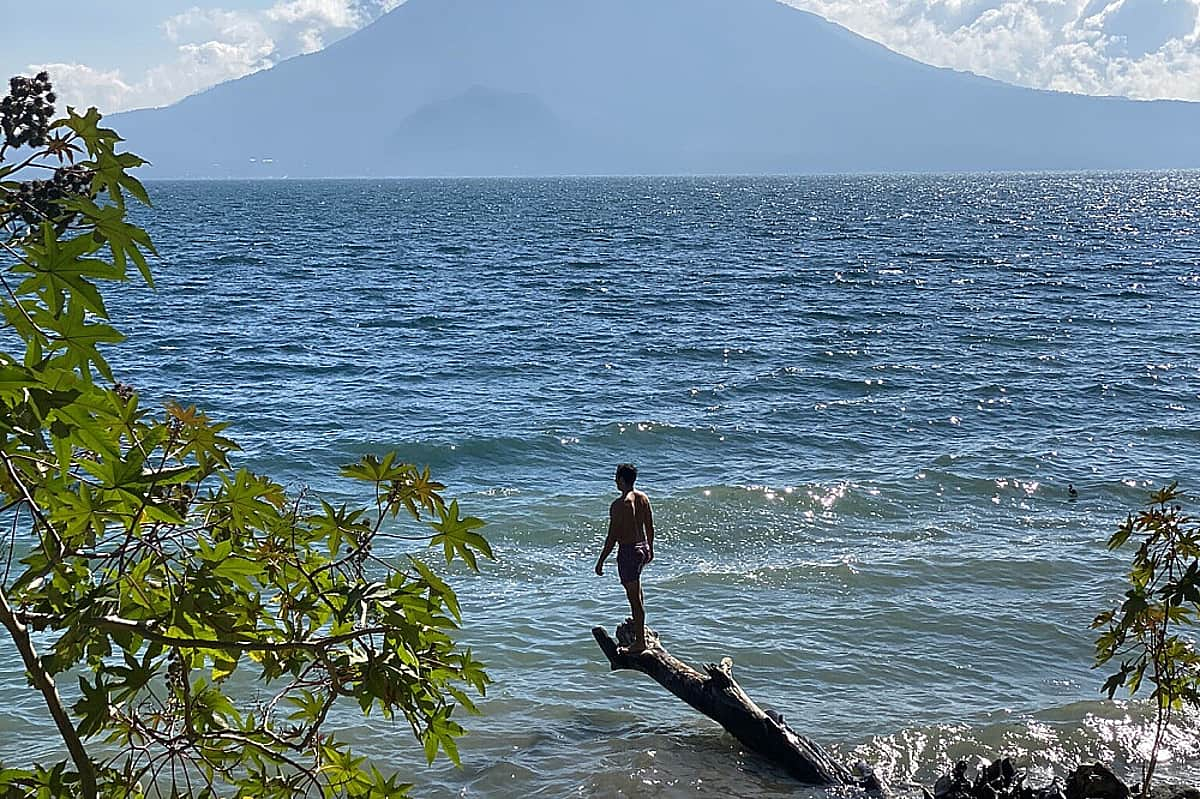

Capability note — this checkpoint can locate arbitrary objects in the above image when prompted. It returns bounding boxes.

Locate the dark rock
[981,757,1019,789]
[853,760,887,795]
[934,760,978,799]
[1037,783,1069,799]
[1066,763,1131,799]
[926,758,1185,799]
[930,757,1069,799]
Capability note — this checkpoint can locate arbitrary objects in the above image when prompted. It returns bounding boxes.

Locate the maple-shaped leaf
[39,299,124,382]
[62,197,156,286]
[14,223,119,317]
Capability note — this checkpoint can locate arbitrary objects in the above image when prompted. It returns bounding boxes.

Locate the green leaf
[73,675,111,738]
[39,299,124,382]
[62,197,157,286]
[0,364,40,401]
[211,653,239,682]
[212,556,261,591]
[409,555,461,621]
[14,224,115,317]
[1108,516,1134,551]
[429,500,490,571]
[421,730,440,764]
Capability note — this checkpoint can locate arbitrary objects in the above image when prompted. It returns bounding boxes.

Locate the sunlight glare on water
[3,173,1198,796]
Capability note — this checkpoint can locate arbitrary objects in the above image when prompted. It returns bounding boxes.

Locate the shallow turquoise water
[3,173,1200,796]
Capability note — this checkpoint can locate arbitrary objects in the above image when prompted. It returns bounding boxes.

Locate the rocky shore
[930,758,1198,799]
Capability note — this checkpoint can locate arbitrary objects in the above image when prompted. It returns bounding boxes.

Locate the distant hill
[113,0,1200,177]
[388,86,576,175]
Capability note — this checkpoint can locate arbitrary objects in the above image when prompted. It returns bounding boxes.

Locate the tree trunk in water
[591,621,884,792]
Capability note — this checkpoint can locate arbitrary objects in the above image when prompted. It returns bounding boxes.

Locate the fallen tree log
[591,620,884,791]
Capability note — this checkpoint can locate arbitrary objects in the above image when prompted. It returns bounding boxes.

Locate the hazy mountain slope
[385,86,579,175]
[114,0,1200,177]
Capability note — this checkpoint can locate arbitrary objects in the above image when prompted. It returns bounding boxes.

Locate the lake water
[2,173,1199,797]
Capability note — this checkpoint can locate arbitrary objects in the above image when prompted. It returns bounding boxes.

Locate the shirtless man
[594,463,655,652]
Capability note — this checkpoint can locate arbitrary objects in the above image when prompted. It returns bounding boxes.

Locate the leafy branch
[0,72,493,799]
[1094,482,1200,797]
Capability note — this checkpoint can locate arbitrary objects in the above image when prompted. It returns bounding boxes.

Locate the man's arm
[641,493,655,562]
[595,503,617,576]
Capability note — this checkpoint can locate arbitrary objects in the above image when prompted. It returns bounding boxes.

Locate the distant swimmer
[1068,483,1079,501]
[594,463,655,653]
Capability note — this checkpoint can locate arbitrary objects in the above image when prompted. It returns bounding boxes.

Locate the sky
[1,0,1198,113]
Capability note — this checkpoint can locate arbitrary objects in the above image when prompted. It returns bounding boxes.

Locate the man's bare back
[609,489,652,546]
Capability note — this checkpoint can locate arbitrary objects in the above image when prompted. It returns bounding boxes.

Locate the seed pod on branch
[1,71,56,149]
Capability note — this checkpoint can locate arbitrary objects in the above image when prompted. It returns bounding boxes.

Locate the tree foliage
[1093,483,1200,797]
[0,73,492,798]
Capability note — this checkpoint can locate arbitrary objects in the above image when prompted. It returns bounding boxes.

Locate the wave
[843,701,1200,791]
[356,314,448,330]
[1138,424,1200,443]
[211,253,264,266]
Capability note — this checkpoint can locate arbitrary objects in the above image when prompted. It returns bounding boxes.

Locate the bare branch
[93,613,393,653]
[0,589,98,798]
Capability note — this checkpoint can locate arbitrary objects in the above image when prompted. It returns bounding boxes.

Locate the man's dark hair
[616,463,638,485]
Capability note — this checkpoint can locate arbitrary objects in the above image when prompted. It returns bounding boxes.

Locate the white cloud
[265,0,365,28]
[781,0,1200,100]
[32,63,138,115]
[31,0,406,113]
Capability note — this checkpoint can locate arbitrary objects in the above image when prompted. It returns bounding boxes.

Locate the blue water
[4,173,1200,796]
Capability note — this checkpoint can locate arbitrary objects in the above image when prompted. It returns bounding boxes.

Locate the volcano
[114,0,1200,177]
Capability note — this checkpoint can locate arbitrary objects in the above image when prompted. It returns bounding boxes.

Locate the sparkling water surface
[3,173,1200,796]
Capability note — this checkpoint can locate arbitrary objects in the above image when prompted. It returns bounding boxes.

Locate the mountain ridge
[113,0,1200,177]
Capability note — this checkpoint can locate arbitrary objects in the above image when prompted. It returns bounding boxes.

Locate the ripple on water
[4,174,1193,795]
